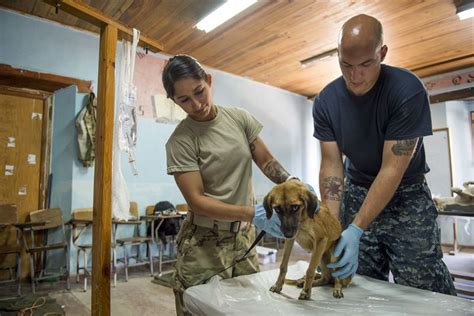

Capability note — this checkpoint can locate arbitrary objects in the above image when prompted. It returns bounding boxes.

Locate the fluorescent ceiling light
[196,0,257,33]
[456,0,474,20]
[300,48,338,68]
[457,7,474,20]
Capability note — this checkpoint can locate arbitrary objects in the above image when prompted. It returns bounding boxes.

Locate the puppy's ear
[305,190,320,218]
[263,192,273,219]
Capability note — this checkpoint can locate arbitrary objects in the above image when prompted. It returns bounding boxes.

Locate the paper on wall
[152,94,187,124]
[7,137,15,147]
[27,154,36,165]
[5,165,14,176]
[18,186,27,195]
[31,112,43,120]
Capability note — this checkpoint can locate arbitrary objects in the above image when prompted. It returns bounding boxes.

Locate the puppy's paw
[295,277,305,288]
[298,289,311,300]
[333,288,344,299]
[269,283,283,293]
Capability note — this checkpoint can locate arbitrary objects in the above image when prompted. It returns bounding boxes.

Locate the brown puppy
[263,181,351,300]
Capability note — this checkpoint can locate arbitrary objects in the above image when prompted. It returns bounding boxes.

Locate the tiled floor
[0,243,472,315]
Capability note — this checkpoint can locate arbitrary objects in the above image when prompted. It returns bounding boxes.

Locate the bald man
[313,14,456,295]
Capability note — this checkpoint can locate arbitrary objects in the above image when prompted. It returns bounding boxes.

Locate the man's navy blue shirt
[313,64,432,184]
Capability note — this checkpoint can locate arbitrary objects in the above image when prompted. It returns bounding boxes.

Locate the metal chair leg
[149,242,154,275]
[66,247,70,290]
[84,251,88,292]
[124,246,129,282]
[29,254,35,294]
[159,241,163,276]
[16,252,21,296]
[76,249,81,283]
[169,236,175,258]
[113,248,117,287]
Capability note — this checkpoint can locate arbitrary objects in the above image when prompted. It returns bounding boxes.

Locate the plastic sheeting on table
[183,261,473,315]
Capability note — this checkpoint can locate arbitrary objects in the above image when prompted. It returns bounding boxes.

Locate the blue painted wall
[50,85,77,214]
[0,10,99,84]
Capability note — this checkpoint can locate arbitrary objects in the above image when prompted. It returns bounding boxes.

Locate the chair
[116,202,154,281]
[19,208,70,293]
[0,204,21,295]
[175,204,189,213]
[147,203,185,275]
[70,207,118,291]
[70,208,93,291]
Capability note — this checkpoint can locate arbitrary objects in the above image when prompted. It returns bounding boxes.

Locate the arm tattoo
[262,159,290,184]
[322,176,343,201]
[391,138,417,156]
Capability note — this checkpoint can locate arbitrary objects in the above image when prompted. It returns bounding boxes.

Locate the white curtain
[112,29,140,220]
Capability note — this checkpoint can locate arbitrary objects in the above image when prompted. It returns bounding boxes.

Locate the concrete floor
[0,243,472,315]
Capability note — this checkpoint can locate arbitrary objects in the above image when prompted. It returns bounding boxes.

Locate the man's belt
[187,212,241,233]
[349,174,426,190]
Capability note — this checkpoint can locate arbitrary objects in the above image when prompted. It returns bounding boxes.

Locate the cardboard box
[256,246,277,264]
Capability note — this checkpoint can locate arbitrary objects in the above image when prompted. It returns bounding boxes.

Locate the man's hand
[252,204,284,238]
[327,224,364,278]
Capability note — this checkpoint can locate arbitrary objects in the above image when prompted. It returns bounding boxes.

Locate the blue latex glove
[252,204,284,238]
[327,223,364,279]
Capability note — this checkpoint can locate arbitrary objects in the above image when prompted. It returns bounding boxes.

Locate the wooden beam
[43,0,164,53]
[38,1,163,314]
[0,85,52,100]
[412,54,474,79]
[429,87,474,104]
[0,64,92,93]
[91,24,117,316]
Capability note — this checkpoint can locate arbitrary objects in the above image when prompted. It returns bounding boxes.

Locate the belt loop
[231,221,241,233]
[187,211,193,222]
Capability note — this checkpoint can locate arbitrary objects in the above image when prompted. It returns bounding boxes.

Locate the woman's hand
[251,204,284,238]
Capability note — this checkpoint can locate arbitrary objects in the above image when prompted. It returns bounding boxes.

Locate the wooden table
[184,261,473,315]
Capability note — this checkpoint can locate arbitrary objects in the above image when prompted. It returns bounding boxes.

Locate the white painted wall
[446,100,474,187]
[430,102,448,129]
[208,68,314,201]
[428,100,474,245]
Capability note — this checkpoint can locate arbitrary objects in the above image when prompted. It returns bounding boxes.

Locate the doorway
[0,88,52,277]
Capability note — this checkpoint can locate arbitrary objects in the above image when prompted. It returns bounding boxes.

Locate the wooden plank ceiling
[1,0,473,98]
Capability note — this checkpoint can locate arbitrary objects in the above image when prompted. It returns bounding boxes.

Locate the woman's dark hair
[162,54,208,99]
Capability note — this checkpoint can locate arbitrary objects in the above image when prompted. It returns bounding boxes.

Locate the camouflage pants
[171,220,259,316]
[341,179,456,296]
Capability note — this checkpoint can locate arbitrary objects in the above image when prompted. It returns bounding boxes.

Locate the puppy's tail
[284,274,323,287]
[284,278,299,285]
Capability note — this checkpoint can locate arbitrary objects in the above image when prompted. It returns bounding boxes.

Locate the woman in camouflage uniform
[162,55,295,315]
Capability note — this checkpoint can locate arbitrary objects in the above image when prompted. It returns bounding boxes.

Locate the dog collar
[315,203,320,214]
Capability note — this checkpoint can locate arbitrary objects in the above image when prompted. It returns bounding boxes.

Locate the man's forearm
[261,159,291,184]
[188,195,254,222]
[320,169,344,218]
[353,138,417,229]
[352,168,403,229]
